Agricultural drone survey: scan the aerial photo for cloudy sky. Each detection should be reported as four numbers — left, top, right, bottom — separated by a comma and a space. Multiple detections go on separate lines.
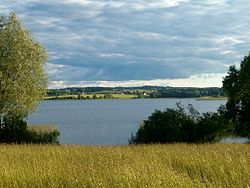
1, 0, 250, 88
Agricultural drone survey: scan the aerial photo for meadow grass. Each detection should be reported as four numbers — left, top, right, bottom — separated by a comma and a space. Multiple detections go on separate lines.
0, 144, 249, 188
112, 93, 138, 99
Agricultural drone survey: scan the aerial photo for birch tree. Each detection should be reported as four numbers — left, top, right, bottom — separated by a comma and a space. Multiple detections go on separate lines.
0, 12, 47, 120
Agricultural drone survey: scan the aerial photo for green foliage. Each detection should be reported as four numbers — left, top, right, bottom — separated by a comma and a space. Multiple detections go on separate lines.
130, 103, 230, 144
0, 114, 60, 144
0, 114, 27, 143
150, 87, 224, 98
223, 52, 250, 137
103, 93, 114, 99
195, 112, 232, 143
0, 12, 47, 118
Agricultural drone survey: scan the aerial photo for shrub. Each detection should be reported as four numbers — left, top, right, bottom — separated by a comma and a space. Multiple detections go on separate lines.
103, 93, 114, 99
130, 103, 231, 144
0, 114, 60, 144
0, 115, 28, 143
195, 112, 231, 143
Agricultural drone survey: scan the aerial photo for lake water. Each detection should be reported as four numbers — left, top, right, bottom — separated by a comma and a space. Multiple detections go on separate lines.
27, 99, 226, 145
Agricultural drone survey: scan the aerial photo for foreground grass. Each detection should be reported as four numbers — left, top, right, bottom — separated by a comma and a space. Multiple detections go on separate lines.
0, 144, 249, 188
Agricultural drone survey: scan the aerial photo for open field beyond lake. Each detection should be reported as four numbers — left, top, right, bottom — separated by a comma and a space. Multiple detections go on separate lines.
0, 144, 249, 188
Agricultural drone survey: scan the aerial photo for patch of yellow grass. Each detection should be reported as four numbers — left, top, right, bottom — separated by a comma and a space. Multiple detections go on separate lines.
27, 124, 58, 133
112, 94, 138, 99
0, 144, 249, 187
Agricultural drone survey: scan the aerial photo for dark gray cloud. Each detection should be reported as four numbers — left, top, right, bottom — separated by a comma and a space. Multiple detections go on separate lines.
2, 0, 250, 87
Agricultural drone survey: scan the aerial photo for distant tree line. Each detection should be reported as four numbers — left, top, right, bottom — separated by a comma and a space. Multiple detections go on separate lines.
47, 87, 224, 98
150, 87, 224, 98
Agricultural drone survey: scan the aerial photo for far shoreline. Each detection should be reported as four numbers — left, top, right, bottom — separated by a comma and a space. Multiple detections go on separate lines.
43, 96, 227, 101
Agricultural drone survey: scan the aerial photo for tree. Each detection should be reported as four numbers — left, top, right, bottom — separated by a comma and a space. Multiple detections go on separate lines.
222, 66, 240, 121
103, 93, 114, 99
223, 52, 250, 137
0, 12, 47, 120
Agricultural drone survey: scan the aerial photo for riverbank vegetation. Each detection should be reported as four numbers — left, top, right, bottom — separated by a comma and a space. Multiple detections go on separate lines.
27, 125, 60, 144
0, 144, 248, 188
130, 103, 232, 144
0, 115, 59, 144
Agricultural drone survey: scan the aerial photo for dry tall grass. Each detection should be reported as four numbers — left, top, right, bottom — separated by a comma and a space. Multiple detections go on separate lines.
0, 144, 249, 187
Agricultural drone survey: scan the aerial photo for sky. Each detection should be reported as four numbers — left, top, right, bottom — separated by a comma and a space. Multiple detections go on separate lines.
1, 0, 250, 88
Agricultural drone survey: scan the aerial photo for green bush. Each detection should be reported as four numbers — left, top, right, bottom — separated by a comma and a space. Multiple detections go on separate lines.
103, 93, 114, 99
130, 103, 231, 144
195, 112, 231, 143
0, 115, 28, 143
0, 114, 60, 144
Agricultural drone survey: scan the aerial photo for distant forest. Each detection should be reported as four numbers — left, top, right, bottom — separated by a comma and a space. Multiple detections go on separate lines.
47, 86, 224, 98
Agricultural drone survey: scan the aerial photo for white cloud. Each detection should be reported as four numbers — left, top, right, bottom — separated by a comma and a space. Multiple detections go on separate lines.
98, 53, 125, 58
2, 0, 250, 86
217, 36, 244, 46
34, 17, 63, 28
62, 0, 90, 6
48, 73, 225, 89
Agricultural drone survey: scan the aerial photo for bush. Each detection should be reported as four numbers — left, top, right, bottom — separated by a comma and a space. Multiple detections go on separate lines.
0, 114, 60, 144
0, 115, 28, 143
103, 93, 114, 99
195, 112, 231, 143
129, 103, 231, 144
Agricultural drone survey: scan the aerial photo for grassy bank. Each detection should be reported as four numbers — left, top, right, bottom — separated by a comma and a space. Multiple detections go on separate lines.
0, 144, 249, 187
196, 96, 227, 100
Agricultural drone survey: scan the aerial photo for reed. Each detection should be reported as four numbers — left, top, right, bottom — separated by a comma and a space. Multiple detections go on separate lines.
26, 125, 60, 144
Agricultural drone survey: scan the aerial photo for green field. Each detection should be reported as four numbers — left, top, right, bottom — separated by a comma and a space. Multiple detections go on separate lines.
0, 144, 249, 187
45, 93, 138, 100
196, 96, 227, 101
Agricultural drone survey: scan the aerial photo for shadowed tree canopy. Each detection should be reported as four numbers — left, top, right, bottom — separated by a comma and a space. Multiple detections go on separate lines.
0, 12, 47, 118
223, 52, 250, 137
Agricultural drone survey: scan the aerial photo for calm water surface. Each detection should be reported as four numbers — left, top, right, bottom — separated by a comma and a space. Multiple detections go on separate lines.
27, 99, 226, 145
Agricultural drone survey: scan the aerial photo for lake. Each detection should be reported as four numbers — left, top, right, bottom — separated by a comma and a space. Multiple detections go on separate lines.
27, 99, 226, 145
